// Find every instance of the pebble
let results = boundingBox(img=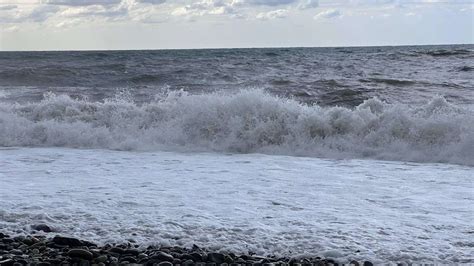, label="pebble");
[52,236,83,247]
[0,233,375,266]
[31,224,53,233]
[96,255,108,263]
[208,252,225,264]
[150,251,174,262]
[67,249,93,260]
